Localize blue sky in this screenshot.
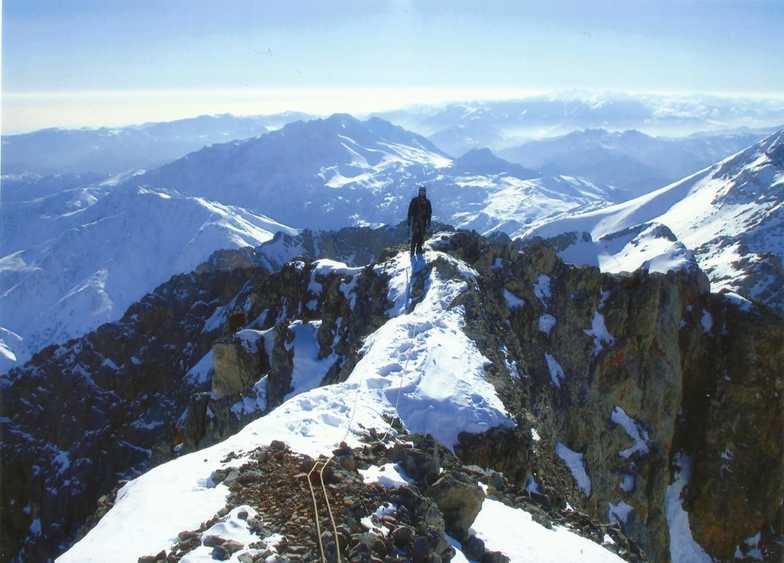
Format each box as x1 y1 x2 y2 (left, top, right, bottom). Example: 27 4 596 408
3 0 783 131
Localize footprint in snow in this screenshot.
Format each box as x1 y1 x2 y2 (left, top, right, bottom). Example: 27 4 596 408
378 363 403 376
320 412 342 427
364 377 389 390
298 398 315 411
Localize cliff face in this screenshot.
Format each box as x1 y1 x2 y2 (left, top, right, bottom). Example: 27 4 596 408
439 231 784 561
2 229 782 562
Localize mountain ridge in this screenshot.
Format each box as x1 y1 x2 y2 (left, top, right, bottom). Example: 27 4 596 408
129 114 621 235
1 112 313 176
2 229 782 562
498 127 773 198
528 129 784 313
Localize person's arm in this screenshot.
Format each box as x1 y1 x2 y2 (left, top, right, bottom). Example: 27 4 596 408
426 200 432 228
407 198 414 226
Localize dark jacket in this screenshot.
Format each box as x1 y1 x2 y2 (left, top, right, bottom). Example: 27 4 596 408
407 196 432 228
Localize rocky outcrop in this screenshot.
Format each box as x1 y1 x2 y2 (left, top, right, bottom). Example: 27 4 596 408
679 297 784 558
428 472 485 539
211 336 264 399
435 230 784 562
197 220 455 273
195 247 259 274
0 255 389 561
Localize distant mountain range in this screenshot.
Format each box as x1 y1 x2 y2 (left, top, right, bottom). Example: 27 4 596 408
0 112 312 175
3 112 783 373
498 128 772 198
131 113 621 233
376 93 784 156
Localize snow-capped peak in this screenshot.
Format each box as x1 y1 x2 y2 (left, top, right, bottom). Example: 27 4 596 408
528 130 784 311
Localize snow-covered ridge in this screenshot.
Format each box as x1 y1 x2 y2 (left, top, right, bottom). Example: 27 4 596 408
552 222 700 277
529 129 784 311
59 247 514 562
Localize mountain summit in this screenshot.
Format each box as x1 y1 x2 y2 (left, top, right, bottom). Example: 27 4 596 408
134 114 451 229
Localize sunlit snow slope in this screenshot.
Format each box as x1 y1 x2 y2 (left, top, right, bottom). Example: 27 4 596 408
132 114 620 235
0 184 296 371
529 129 784 310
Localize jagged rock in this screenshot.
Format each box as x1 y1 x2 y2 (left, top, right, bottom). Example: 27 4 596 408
392 525 414 547
482 551 511 563
196 247 260 275
211 336 263 399
427 472 484 539
411 535 431 561
202 534 223 547
682 300 784 558
177 530 199 541
221 539 244 555
332 442 356 471
462 535 486 560
210 467 230 485
255 222 454 271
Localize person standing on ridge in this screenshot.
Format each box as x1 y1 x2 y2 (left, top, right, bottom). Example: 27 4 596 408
407 185 432 256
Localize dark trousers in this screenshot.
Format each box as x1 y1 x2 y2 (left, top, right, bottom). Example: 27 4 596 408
410 223 426 255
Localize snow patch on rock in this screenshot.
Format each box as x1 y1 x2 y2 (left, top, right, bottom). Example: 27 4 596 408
665 453 712 563
468 498 622 562
556 443 591 495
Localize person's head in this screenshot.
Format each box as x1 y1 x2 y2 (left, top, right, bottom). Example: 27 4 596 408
418 185 427 198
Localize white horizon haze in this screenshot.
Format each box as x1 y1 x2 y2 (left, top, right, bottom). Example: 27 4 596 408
4 88 784 135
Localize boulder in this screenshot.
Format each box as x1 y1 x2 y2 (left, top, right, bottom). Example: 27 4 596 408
427 472 484 539
137 550 166 563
